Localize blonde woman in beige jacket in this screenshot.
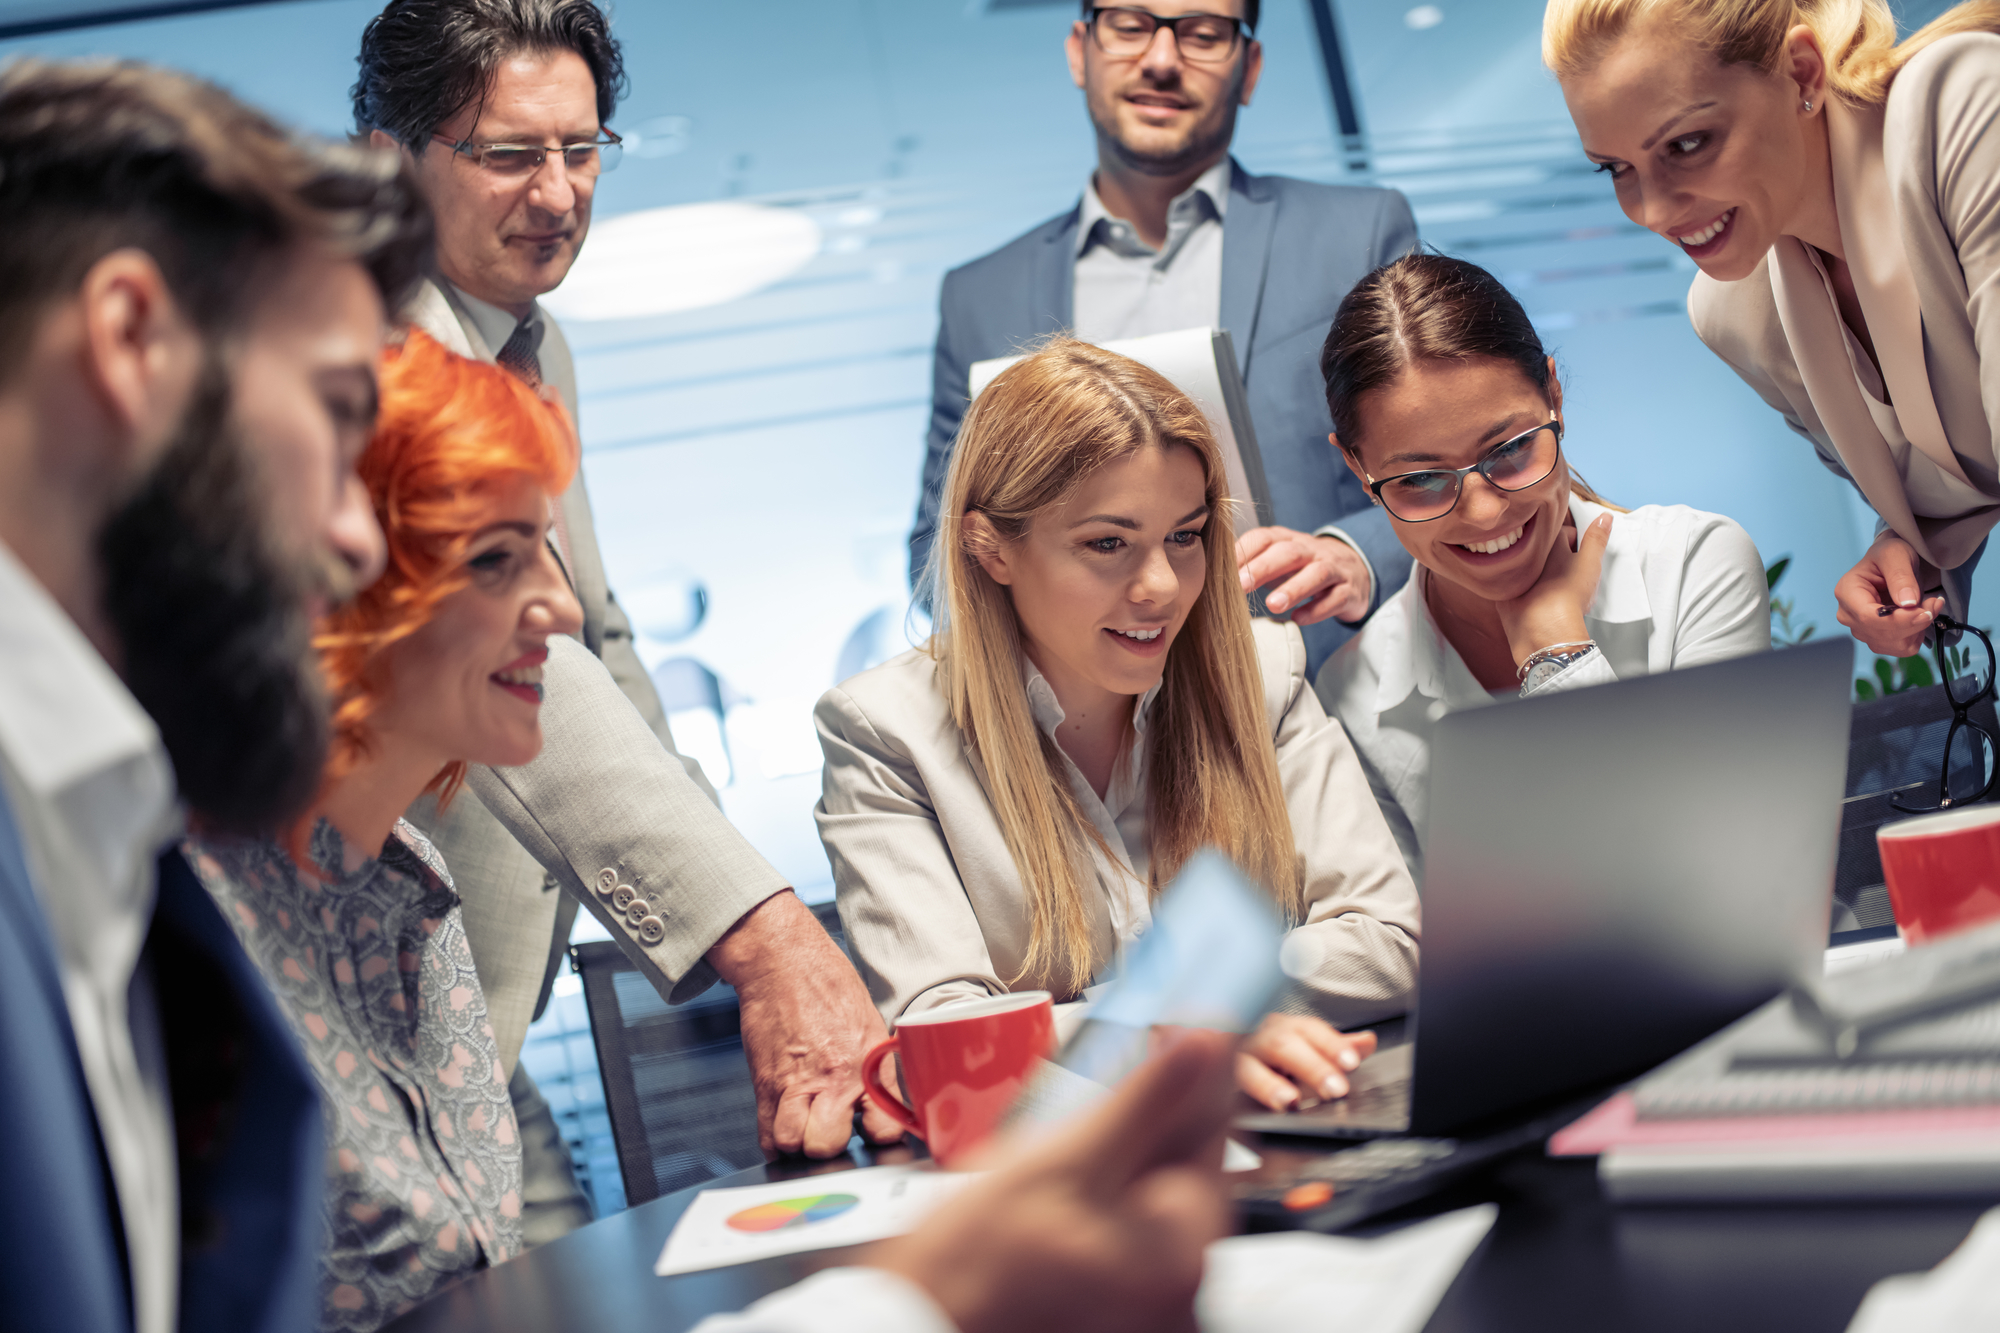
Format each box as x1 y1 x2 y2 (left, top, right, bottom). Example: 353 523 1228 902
1549 0 2000 658
814 340 1421 1112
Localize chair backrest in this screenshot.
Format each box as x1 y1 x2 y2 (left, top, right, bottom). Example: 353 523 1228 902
572 900 850 1206
1835 683 2000 933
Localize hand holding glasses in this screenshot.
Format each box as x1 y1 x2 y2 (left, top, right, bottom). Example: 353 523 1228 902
431 129 623 178
1890 606 2000 814
1087 6 1251 65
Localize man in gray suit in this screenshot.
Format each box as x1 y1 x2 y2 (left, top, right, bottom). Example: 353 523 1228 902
910 0 1417 673
354 0 898 1242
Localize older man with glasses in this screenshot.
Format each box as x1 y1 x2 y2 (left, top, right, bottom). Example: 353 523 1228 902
353 0 902 1247
909 0 1420 675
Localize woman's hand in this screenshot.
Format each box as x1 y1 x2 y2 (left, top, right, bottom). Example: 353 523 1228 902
1494 511 1612 667
1235 1013 1379 1111
1835 534 1946 657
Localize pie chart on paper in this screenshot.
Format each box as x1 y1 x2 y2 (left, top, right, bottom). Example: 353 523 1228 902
724 1193 862 1233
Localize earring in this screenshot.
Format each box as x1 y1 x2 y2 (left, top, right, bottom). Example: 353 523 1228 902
1802 98 1814 112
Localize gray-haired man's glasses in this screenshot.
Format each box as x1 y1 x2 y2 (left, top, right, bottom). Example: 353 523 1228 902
1087 7 1250 65
430 130 623 178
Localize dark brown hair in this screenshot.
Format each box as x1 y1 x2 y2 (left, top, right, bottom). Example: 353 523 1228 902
353 0 627 149
1079 0 1259 32
1320 252 1617 507
0 59 432 374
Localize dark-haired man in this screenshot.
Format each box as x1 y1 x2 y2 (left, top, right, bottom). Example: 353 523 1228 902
0 59 431 1333
911 1 1417 672
352 0 899 1240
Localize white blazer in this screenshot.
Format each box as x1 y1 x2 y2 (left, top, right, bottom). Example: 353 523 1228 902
1689 34 2000 598
815 617 1422 1031
1314 497 1771 879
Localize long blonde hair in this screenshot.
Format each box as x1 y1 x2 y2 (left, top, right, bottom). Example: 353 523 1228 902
925 338 1302 996
1543 0 2000 105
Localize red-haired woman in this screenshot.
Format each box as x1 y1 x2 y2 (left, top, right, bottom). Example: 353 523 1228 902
187 328 582 1332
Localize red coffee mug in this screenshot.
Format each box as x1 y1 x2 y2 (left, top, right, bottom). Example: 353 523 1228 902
1878 805 2000 944
862 991 1056 1167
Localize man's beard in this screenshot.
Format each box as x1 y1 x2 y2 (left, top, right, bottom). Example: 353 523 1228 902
96 363 332 837
1095 70 1245 179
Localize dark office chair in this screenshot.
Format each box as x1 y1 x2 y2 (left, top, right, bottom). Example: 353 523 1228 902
1834 683 2000 933
572 900 851 1206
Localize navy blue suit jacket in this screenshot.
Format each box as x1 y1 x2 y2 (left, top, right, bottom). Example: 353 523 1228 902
910 159 1419 671
0 794 323 1333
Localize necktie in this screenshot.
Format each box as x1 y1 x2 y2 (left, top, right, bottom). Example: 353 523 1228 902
495 318 543 390
493 317 574 572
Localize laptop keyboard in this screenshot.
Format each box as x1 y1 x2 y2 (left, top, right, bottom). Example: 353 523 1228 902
1294 1137 1460 1184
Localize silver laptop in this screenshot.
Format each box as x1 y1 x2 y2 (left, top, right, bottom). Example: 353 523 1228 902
1240 636 1855 1140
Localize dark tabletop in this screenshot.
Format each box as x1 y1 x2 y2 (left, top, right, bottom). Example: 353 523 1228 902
383 1136 1994 1333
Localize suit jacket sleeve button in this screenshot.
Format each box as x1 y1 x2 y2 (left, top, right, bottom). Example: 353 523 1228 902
611 885 636 912
637 915 666 945
595 868 618 896
625 899 650 927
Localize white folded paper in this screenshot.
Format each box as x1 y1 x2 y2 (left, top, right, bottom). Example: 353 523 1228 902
1846 1205 2000 1332
1197 1205 1498 1333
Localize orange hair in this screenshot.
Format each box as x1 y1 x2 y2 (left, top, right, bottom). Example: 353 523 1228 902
315 326 577 809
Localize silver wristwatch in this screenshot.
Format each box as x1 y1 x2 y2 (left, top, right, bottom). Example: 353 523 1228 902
1518 643 1596 695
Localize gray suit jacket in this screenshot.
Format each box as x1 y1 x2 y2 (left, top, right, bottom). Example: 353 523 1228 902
1687 35 2000 615
910 160 1419 673
404 279 784 1071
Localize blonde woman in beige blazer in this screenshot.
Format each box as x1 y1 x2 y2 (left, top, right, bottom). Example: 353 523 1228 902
1548 0 2000 658
816 340 1420 1113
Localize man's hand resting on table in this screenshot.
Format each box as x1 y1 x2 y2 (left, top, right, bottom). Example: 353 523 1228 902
1237 526 1372 625
706 891 905 1157
1835 533 1946 658
869 1029 1236 1333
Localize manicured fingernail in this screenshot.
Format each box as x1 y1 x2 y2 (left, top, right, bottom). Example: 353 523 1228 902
1920 610 1935 624
1294 1094 1319 1112
1279 1088 1301 1110
1269 595 1287 611
1900 597 1919 608
1239 571 1253 590
1319 1073 1349 1099
1336 1048 1361 1070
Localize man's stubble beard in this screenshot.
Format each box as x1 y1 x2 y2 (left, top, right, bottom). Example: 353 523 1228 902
95 359 334 837
1093 65 1246 179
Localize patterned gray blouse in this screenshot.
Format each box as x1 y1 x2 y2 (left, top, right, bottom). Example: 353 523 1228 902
189 818 523 1332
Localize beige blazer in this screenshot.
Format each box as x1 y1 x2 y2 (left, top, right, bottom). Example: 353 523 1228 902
402 278 779 1071
1689 34 2000 601
815 617 1422 1032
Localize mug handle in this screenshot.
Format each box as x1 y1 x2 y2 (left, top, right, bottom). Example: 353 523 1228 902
861 1036 924 1139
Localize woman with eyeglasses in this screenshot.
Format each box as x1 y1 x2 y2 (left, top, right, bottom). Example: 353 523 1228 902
816 338 1420 1113
1314 254 1772 877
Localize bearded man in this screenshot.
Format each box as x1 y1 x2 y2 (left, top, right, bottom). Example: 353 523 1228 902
909 1 1419 673
0 59 430 1333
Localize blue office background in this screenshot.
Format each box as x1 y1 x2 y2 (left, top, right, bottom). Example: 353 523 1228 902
2 0 1971 1215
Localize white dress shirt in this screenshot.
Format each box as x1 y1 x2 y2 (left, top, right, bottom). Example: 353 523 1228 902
1071 158 1229 345
0 540 180 1333
1313 497 1771 880
691 1267 958 1333
451 281 545 366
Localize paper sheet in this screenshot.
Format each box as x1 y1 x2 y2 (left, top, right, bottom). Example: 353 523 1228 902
654 1165 978 1276
1846 1205 2000 1332
1196 1205 1498 1333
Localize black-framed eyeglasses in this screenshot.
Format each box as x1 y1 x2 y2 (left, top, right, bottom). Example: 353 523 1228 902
430 130 623 177
1086 6 1251 65
1365 419 1565 523
1890 608 1999 813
